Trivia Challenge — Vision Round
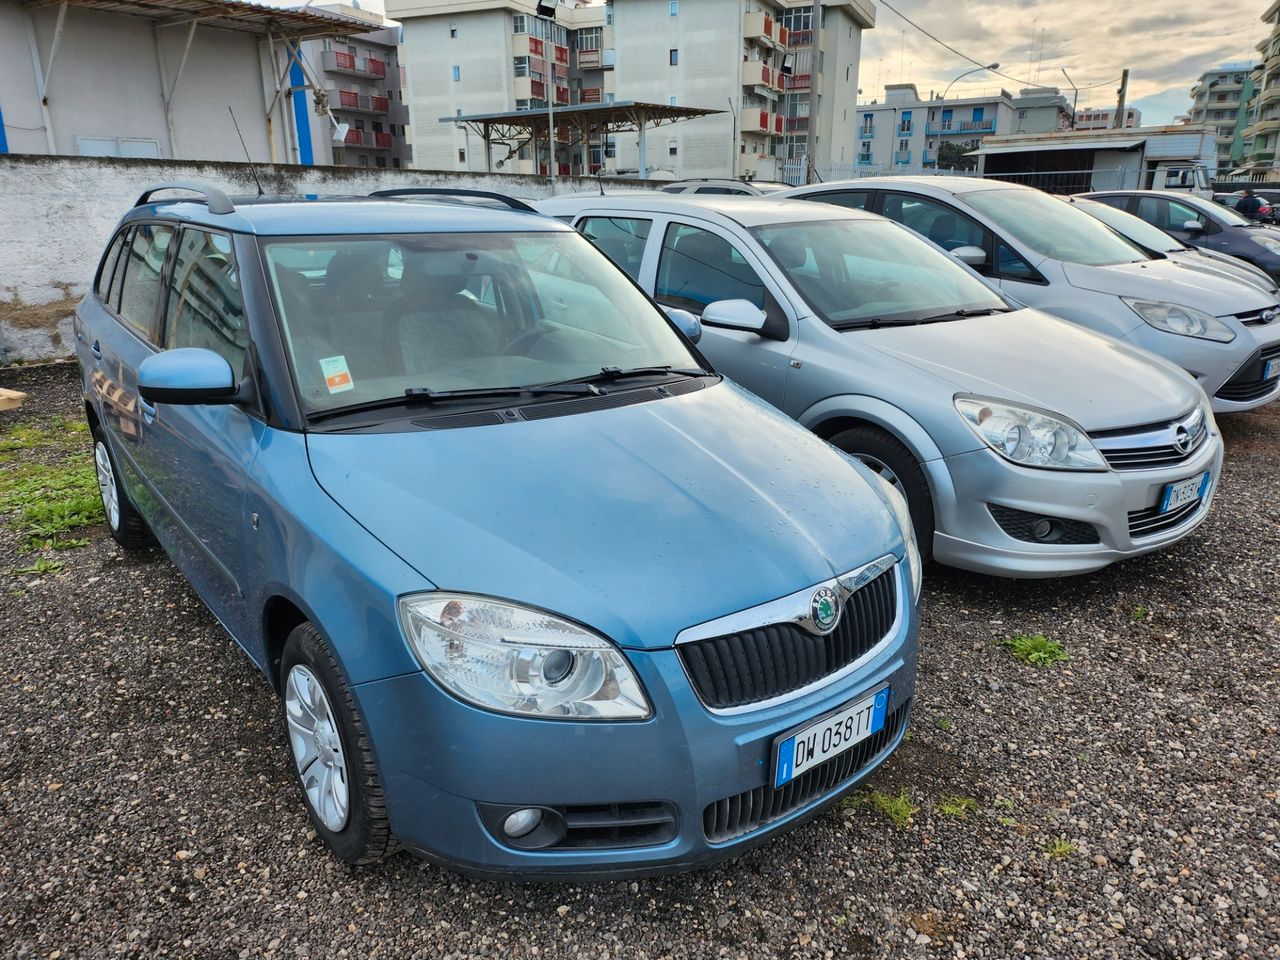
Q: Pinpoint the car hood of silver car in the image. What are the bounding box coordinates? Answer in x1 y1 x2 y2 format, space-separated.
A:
1061 257 1275 315
859 307 1205 432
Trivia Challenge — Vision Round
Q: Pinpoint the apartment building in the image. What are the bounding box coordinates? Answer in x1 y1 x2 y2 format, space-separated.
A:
301 24 414 169
852 83 1069 172
1074 106 1141 130
1190 62 1255 170
386 0 873 180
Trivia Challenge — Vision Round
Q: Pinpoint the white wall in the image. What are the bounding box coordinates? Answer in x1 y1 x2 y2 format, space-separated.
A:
0 154 658 362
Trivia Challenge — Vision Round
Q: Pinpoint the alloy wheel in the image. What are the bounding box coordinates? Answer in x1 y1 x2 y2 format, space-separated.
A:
284 664 351 832
94 440 120 531
855 453 903 492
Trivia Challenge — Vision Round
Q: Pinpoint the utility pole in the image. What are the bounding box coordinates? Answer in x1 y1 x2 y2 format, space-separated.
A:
1111 68 1130 130
1061 67 1079 130
805 2 821 183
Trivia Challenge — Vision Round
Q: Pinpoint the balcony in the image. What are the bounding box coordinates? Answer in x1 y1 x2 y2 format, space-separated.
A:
577 47 601 70
742 11 779 46
789 28 813 47
742 61 779 90
554 43 569 66
785 115 809 133
894 150 911 164
922 149 937 165
782 72 811 90
322 50 387 79
926 118 996 135
343 130 392 150
1253 149 1276 162
741 109 780 135
576 86 603 104
332 89 390 115
858 124 874 139
856 155 873 166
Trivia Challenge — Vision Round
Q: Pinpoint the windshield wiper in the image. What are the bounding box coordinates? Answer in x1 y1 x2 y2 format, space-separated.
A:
308 382 601 423
539 365 709 388
831 318 888 330
919 307 1010 322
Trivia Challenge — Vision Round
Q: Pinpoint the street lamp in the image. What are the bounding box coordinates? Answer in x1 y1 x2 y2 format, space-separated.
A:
941 63 999 100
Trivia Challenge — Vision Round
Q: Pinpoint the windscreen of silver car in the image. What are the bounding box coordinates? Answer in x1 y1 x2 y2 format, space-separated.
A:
1068 197 1184 254
263 232 701 415
965 189 1147 267
753 220 1008 328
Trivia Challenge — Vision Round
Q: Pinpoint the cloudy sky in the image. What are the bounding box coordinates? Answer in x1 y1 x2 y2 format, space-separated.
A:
858 0 1267 123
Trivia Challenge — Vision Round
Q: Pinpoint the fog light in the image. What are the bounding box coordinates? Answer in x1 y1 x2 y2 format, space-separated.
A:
1031 518 1054 540
503 808 542 838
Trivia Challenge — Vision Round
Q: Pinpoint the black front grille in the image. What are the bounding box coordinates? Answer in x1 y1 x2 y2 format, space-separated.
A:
703 700 910 842
1128 498 1204 538
1215 343 1280 403
1236 309 1277 327
1092 416 1209 471
555 802 678 849
678 568 898 710
988 504 1100 545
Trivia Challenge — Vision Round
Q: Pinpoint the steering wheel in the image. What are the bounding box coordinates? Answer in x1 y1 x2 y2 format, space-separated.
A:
500 325 554 356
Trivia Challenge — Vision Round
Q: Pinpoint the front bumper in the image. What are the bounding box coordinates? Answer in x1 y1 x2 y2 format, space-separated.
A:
1121 323 1280 413
352 594 918 880
928 432 1224 578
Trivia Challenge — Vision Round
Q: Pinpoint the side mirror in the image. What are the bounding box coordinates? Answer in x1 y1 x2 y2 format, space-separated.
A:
951 245 987 267
1182 219 1203 232
701 299 767 332
138 348 238 405
661 306 702 343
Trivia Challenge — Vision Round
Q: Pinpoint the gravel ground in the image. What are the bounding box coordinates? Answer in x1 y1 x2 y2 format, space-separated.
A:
1 361 1277 960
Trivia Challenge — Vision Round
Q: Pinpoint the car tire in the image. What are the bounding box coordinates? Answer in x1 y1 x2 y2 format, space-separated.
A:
280 622 398 865
829 425 935 563
90 425 151 551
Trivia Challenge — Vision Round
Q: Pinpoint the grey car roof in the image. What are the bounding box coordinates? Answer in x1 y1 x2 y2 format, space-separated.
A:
538 193 882 227
785 176 1028 196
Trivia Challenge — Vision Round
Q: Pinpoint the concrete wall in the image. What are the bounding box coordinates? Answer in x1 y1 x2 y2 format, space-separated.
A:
0 153 656 362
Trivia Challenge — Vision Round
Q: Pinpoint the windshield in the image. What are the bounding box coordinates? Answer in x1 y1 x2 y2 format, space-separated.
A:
1068 197 1181 253
964 188 1146 266
751 219 1008 327
263 231 699 415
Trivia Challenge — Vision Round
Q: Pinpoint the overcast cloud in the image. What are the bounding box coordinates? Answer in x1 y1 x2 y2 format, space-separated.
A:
857 0 1265 123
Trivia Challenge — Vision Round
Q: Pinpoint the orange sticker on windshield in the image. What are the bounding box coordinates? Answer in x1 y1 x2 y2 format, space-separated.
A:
319 355 354 394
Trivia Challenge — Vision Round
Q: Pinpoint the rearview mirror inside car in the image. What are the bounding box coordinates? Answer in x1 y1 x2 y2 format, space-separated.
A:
951 245 987 267
138 348 239 406
701 299 767 332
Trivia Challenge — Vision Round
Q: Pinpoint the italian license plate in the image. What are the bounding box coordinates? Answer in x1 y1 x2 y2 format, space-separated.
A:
773 686 890 789
1159 472 1211 514
1264 358 1279 380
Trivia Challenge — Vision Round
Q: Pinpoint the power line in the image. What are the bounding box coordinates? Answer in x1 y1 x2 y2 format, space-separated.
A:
876 0 1120 93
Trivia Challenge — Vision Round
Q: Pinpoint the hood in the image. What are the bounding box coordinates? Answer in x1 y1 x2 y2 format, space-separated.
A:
1179 248 1279 296
861 309 1204 432
305 382 900 651
1061 258 1274 314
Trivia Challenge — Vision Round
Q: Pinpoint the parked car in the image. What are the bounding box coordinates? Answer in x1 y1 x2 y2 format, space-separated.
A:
777 178 1280 412
659 179 791 196
537 193 1223 578
75 184 919 878
1066 195 1280 297
1083 189 1280 282
1213 190 1280 224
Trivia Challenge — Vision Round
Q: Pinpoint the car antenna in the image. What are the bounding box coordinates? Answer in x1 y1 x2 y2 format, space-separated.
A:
228 106 266 197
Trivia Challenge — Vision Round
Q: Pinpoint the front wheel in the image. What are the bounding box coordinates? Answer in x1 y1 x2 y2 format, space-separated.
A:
829 425 935 563
281 622 397 865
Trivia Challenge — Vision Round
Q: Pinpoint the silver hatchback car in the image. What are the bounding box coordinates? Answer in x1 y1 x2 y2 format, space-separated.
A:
537 194 1223 578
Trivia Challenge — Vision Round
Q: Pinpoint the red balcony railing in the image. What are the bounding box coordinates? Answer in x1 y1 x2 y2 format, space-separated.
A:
763 15 773 37
371 95 389 112
530 78 545 98
789 28 813 46
374 132 392 149
344 129 362 145
367 57 386 78
339 90 359 108
784 72 811 89
759 109 769 130
558 162 571 176
579 86 602 103
578 47 601 69
555 44 569 65
556 85 570 104
778 25 788 46
334 51 355 70
774 113 783 134
529 37 545 57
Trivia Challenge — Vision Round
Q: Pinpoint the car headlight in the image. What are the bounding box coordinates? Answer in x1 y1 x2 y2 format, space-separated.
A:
955 397 1106 471
1251 235 1280 257
872 474 921 603
398 594 651 719
1122 298 1235 343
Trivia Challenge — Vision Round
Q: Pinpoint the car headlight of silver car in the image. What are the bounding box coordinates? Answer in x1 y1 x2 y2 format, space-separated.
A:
873 475 922 603
1250 235 1280 257
1122 298 1236 343
955 397 1106 471
398 594 651 719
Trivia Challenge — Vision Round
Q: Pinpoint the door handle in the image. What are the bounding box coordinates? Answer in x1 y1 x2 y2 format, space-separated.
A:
90 340 102 360
139 397 157 424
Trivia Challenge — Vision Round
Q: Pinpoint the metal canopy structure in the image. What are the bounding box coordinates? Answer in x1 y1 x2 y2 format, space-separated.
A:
442 101 724 180
22 0 376 160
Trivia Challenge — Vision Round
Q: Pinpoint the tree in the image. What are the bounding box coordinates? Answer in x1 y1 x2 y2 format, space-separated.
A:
937 140 978 171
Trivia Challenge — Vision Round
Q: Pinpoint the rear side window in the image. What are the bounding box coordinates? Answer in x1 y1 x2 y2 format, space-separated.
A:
164 228 248 374
117 224 175 340
804 190 870 210
694 186 746 195
882 193 987 251
655 223 767 313
1089 195 1130 211
578 216 651 280
95 230 130 304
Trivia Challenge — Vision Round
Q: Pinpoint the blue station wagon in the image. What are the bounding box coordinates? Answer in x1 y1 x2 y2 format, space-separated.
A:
74 184 920 878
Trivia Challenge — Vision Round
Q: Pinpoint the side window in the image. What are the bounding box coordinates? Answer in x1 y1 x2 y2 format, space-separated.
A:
994 241 1041 282
805 190 870 210
117 223 175 341
107 228 132 311
164 228 248 375
694 186 745 195
655 222 767 314
95 230 129 304
881 193 985 251
578 216 652 280
1089 195 1130 212
1165 198 1206 231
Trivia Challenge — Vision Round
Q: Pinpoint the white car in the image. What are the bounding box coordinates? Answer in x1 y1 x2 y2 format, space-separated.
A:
659 179 791 196
776 177 1280 412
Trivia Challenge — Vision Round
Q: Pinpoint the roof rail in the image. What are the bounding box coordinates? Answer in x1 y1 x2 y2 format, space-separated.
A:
135 183 235 215
369 187 537 213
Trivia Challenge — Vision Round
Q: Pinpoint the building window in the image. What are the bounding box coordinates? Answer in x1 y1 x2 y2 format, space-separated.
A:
605 1 613 25
458 149 466 163
358 155 369 167
376 156 387 168
669 96 678 106
512 14 526 34
452 65 460 81
449 22 458 38
669 0 678 16
576 27 602 50
513 56 529 77
393 157 401 168
670 49 678 66
669 144 678 156
605 140 616 158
